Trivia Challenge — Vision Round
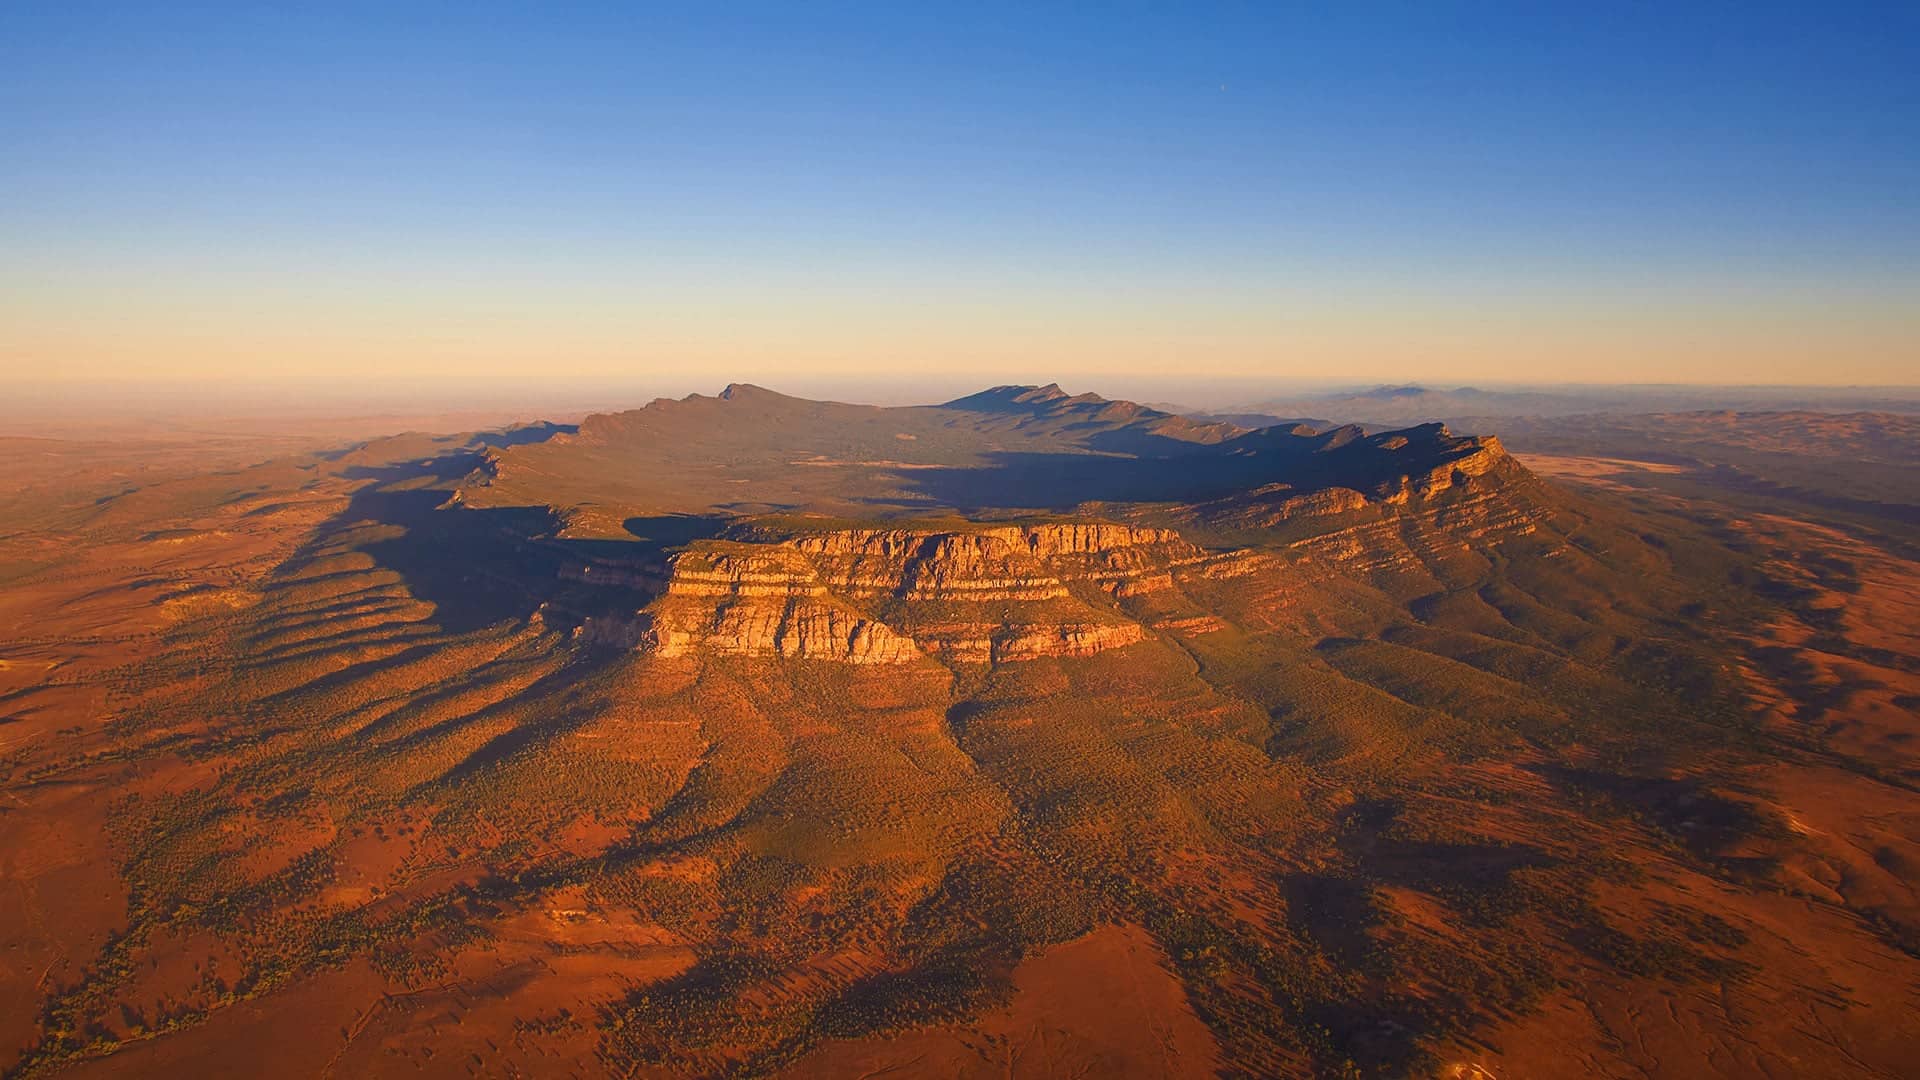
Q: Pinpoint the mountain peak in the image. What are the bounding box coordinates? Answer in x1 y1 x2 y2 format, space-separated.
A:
941 383 1091 412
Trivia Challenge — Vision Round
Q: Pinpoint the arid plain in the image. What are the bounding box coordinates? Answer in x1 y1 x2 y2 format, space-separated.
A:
1 386 1916 1078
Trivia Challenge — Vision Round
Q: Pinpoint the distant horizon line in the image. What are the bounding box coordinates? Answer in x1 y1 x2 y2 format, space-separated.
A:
6 374 1919 392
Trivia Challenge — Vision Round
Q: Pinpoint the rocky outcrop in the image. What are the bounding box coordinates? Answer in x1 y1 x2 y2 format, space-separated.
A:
1373 435 1516 505
594 544 920 663
785 530 1070 601
642 596 920 664
568 521 1193 665
663 546 828 598
550 431 1553 665
772 522 1204 603
1190 484 1370 529
990 621 1146 662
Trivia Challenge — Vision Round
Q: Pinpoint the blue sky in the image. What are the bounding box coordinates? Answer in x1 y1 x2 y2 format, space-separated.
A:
2 2 1915 386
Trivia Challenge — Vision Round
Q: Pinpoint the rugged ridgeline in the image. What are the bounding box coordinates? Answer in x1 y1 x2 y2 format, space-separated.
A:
545 421 1552 665
1173 422 1555 574
557 522 1202 663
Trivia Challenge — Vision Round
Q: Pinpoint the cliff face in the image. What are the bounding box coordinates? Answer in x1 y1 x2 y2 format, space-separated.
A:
645 596 921 664
774 523 1205 602
547 430 1557 667
566 522 1196 665
625 545 920 663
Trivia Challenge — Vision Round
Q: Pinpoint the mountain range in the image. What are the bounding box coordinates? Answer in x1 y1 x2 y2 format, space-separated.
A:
0 385 1913 1078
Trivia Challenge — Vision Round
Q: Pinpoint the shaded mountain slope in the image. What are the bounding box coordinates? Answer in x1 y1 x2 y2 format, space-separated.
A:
457 383 1516 526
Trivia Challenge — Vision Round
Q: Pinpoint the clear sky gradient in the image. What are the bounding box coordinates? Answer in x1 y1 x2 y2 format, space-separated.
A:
2 2 1915 388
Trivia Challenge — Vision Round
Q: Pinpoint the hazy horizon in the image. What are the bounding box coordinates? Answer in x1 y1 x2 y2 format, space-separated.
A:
6 373 1919 441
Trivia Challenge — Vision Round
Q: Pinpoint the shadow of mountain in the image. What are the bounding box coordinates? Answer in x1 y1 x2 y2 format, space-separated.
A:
425 659 614 786
280 426 622 637
292 421 1480 629
886 448 1363 511
337 448 489 484
621 514 733 553
315 422 578 465
1077 425 1237 457
474 421 578 448
1534 765 1771 862
355 497 563 634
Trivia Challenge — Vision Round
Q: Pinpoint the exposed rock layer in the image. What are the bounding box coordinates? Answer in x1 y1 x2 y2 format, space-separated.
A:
557 448 1550 666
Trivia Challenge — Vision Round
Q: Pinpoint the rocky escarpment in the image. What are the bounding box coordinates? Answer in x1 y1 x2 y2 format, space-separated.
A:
562 522 1196 665
631 545 921 663
552 442 1559 665
534 407 1563 665
1155 437 1561 626
763 522 1206 601
1375 433 1520 504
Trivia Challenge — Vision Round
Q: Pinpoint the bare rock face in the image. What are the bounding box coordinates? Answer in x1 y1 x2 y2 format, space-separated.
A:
642 596 920 664
613 544 919 663
557 441 1551 666
990 621 1147 662
663 546 828 598
579 521 1201 665
806 530 1072 602
779 523 1204 603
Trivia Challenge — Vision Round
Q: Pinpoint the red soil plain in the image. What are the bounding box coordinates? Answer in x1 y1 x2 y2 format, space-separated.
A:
1 390 1916 1078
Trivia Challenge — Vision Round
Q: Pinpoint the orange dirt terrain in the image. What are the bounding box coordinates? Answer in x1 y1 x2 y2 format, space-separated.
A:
1 388 1917 1079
